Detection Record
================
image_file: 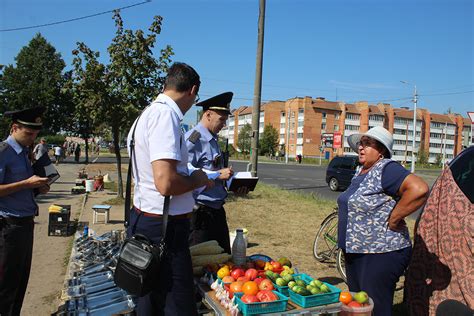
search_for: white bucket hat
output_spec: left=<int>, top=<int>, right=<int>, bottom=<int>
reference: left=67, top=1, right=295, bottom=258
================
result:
left=348, top=126, right=394, bottom=158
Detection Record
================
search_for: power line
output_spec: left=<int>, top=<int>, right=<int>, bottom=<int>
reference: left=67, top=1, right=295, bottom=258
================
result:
left=0, top=1, right=150, bottom=32
left=420, top=90, right=474, bottom=97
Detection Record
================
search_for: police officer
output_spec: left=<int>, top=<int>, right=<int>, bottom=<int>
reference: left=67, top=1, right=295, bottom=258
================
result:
left=0, top=107, right=50, bottom=316
left=186, top=92, right=245, bottom=254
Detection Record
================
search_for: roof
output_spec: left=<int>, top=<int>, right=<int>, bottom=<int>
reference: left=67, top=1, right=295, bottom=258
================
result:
left=368, top=105, right=384, bottom=115
left=430, top=113, right=456, bottom=124
left=311, top=100, right=341, bottom=111
left=345, top=104, right=360, bottom=114
left=393, top=108, right=423, bottom=120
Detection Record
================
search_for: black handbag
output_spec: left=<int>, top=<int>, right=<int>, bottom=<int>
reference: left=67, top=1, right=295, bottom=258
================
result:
left=114, top=111, right=171, bottom=297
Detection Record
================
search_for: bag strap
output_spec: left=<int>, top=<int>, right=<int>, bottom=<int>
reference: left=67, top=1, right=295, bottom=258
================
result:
left=125, top=109, right=170, bottom=241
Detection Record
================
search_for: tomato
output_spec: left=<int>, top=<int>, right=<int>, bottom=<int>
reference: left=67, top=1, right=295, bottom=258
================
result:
left=230, top=281, right=244, bottom=293
left=339, top=291, right=353, bottom=305
left=241, top=294, right=259, bottom=303
left=230, top=268, right=245, bottom=280
left=258, top=279, right=275, bottom=291
left=237, top=276, right=250, bottom=282
left=222, top=276, right=235, bottom=283
left=256, top=290, right=278, bottom=302
left=347, top=301, right=362, bottom=308
left=242, top=281, right=259, bottom=296
left=270, top=261, right=282, bottom=269
left=245, top=268, right=258, bottom=281
left=254, top=277, right=264, bottom=286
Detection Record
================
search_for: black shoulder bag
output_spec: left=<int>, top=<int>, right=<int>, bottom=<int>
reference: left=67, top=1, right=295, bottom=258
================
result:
left=114, top=113, right=170, bottom=297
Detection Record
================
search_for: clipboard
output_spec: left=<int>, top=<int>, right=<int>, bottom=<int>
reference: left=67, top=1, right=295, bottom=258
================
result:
left=32, top=153, right=60, bottom=185
left=226, top=172, right=259, bottom=192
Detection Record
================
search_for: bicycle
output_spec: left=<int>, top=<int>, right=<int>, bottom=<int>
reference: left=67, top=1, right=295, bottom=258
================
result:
left=313, top=208, right=405, bottom=291
left=313, top=208, right=346, bottom=282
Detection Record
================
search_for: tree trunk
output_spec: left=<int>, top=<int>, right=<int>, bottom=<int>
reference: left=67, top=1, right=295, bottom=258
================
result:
left=84, top=137, right=89, bottom=164
left=113, top=124, right=124, bottom=198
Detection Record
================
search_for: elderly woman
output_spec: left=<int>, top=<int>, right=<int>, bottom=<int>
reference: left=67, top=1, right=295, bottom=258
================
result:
left=337, top=126, right=429, bottom=315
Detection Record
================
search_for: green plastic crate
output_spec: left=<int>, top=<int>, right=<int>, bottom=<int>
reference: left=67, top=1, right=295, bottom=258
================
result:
left=234, top=291, right=288, bottom=315
left=288, top=274, right=341, bottom=308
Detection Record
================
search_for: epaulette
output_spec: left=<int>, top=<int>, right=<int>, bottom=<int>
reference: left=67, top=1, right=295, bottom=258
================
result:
left=0, top=141, right=10, bottom=158
left=187, top=130, right=201, bottom=144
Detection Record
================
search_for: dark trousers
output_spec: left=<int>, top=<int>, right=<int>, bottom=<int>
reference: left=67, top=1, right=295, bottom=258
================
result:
left=0, top=217, right=34, bottom=316
left=344, top=246, right=412, bottom=316
left=127, top=208, right=197, bottom=316
left=189, top=205, right=231, bottom=254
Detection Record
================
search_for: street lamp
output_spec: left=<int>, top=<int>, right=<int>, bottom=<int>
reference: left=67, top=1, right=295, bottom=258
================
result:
left=400, top=81, right=418, bottom=173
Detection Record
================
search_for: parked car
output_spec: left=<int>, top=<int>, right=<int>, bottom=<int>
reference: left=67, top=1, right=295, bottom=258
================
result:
left=325, top=155, right=359, bottom=191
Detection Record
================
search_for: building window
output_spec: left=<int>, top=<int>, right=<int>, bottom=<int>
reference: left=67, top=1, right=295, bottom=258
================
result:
left=322, top=112, right=327, bottom=118
left=346, top=113, right=360, bottom=120
left=281, top=112, right=285, bottom=117
left=345, top=125, right=359, bottom=131
left=297, top=133, right=303, bottom=138
left=335, top=113, right=340, bottom=120
left=369, top=115, right=384, bottom=122
left=280, top=123, right=285, bottom=128
left=321, top=123, right=326, bottom=130
left=334, top=125, right=339, bottom=131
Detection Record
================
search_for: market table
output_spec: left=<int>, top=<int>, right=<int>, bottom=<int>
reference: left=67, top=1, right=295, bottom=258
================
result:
left=196, top=282, right=342, bottom=315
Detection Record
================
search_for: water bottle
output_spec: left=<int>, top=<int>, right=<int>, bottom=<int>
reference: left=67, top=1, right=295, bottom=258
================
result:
left=83, top=225, right=89, bottom=237
left=232, top=229, right=247, bottom=266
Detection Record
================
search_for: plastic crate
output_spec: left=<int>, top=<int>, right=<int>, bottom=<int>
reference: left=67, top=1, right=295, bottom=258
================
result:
left=234, top=291, right=288, bottom=316
left=48, top=207, right=71, bottom=224
left=271, top=273, right=304, bottom=297
left=288, top=274, right=341, bottom=308
left=48, top=223, right=73, bottom=237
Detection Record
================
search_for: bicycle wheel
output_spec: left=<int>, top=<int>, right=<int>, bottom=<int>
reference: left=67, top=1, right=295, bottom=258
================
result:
left=336, top=248, right=347, bottom=282
left=313, top=212, right=339, bottom=261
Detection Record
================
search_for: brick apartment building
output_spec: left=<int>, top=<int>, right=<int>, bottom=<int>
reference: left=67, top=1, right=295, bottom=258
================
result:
left=222, top=96, right=472, bottom=164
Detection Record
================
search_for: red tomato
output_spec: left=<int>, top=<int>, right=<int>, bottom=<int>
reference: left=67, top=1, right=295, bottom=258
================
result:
left=245, top=268, right=258, bottom=281
left=237, top=276, right=250, bottom=282
left=256, top=290, right=278, bottom=302
left=258, top=279, right=275, bottom=291
left=254, top=277, right=264, bottom=286
left=241, top=294, right=259, bottom=303
left=347, top=301, right=362, bottom=308
left=270, top=261, right=282, bottom=269
left=231, top=268, right=245, bottom=280
left=230, top=281, right=244, bottom=293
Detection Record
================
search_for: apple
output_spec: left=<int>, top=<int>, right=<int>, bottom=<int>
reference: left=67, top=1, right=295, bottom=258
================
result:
left=354, top=291, right=369, bottom=304
left=245, top=268, right=258, bottom=281
left=237, top=276, right=250, bottom=282
left=258, top=279, right=275, bottom=291
left=231, top=268, right=245, bottom=280
left=222, top=275, right=235, bottom=283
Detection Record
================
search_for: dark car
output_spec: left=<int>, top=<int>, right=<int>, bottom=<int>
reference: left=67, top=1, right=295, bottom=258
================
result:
left=325, top=155, right=359, bottom=191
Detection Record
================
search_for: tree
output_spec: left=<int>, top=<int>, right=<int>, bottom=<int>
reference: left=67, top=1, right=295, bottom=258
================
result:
left=237, top=123, right=252, bottom=157
left=0, top=33, right=71, bottom=134
left=435, top=153, right=443, bottom=167
left=260, top=124, right=279, bottom=156
left=71, top=11, right=173, bottom=197
left=417, top=148, right=429, bottom=166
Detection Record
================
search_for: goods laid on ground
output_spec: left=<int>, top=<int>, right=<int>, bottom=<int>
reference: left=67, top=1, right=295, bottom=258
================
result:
left=48, top=204, right=73, bottom=236
left=200, top=254, right=348, bottom=315
left=54, top=230, right=135, bottom=315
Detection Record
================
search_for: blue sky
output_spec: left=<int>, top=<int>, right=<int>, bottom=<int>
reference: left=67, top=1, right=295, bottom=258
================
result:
left=1, top=0, right=473, bottom=125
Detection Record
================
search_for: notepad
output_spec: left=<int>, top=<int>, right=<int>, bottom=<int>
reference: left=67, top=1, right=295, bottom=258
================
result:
left=226, top=172, right=259, bottom=192
left=32, top=153, right=60, bottom=185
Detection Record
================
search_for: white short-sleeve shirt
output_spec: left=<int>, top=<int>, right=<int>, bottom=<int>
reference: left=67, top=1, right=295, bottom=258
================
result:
left=127, top=94, right=194, bottom=215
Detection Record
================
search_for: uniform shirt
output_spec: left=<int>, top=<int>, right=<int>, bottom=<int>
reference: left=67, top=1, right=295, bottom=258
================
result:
left=0, top=136, right=37, bottom=217
left=127, top=93, right=194, bottom=215
left=185, top=123, right=228, bottom=209
left=337, top=159, right=411, bottom=253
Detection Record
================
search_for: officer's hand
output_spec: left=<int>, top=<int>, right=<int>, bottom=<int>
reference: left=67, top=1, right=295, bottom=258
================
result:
left=190, top=169, right=209, bottom=188
left=25, top=175, right=49, bottom=189
left=218, top=167, right=234, bottom=180
left=235, top=186, right=249, bottom=196
left=37, top=183, right=50, bottom=194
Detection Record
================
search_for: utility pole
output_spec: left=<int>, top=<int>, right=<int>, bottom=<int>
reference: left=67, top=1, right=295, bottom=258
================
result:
left=442, top=122, right=447, bottom=169
left=285, top=108, right=291, bottom=164
left=249, top=0, right=266, bottom=177
left=401, top=81, right=417, bottom=173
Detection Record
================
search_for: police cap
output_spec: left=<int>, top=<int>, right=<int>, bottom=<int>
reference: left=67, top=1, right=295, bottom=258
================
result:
left=196, top=92, right=233, bottom=114
left=4, top=106, right=46, bottom=130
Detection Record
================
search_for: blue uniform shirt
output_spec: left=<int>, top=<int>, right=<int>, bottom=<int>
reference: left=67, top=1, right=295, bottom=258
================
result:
left=185, top=123, right=228, bottom=209
left=0, top=136, right=37, bottom=217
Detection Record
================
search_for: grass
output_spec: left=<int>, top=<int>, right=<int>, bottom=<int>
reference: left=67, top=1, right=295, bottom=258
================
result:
left=103, top=196, right=125, bottom=205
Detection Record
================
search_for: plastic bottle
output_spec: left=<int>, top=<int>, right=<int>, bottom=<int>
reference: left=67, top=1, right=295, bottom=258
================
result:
left=232, top=229, right=247, bottom=266
left=83, top=225, right=89, bottom=237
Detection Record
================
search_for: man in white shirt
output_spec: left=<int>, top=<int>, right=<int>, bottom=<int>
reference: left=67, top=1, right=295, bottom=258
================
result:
left=53, top=145, right=62, bottom=165
left=126, top=62, right=210, bottom=316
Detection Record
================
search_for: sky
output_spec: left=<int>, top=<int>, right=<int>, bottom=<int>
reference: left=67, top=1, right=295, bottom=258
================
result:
left=1, top=0, right=473, bottom=125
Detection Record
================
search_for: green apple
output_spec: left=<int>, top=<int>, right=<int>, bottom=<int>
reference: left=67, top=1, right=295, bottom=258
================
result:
left=354, top=291, right=369, bottom=304
left=319, top=284, right=331, bottom=293
left=310, top=287, right=321, bottom=295
left=313, top=279, right=323, bottom=288
left=276, top=277, right=287, bottom=286
left=287, top=281, right=296, bottom=288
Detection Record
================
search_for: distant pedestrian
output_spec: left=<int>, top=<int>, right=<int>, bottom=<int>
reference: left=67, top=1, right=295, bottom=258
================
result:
left=33, top=138, right=48, bottom=161
left=297, top=154, right=302, bottom=164
left=74, top=144, right=81, bottom=163
left=54, top=145, right=62, bottom=165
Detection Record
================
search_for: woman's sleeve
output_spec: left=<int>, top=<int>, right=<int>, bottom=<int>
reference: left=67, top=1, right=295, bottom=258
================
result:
left=382, top=161, right=411, bottom=196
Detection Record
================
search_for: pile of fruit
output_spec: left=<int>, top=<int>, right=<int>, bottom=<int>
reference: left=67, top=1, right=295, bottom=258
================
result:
left=339, top=291, right=370, bottom=307
left=288, top=277, right=332, bottom=296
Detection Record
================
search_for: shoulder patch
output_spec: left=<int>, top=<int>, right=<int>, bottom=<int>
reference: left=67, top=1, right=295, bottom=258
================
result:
left=187, top=130, right=201, bottom=144
left=0, top=141, right=9, bottom=153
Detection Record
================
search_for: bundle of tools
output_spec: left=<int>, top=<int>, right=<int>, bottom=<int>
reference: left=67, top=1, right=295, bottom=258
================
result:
left=54, top=230, right=136, bottom=316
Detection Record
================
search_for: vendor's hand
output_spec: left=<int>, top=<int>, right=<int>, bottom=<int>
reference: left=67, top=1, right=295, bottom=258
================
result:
left=234, top=186, right=249, bottom=196
left=37, top=183, right=50, bottom=194
left=24, top=175, right=49, bottom=189
left=218, top=167, right=234, bottom=180
left=388, top=217, right=407, bottom=232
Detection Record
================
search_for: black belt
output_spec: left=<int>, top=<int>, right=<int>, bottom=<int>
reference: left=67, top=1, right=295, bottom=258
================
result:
left=0, top=216, right=34, bottom=224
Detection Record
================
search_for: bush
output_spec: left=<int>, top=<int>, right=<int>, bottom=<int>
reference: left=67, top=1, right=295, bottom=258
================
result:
left=43, top=135, right=66, bottom=146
